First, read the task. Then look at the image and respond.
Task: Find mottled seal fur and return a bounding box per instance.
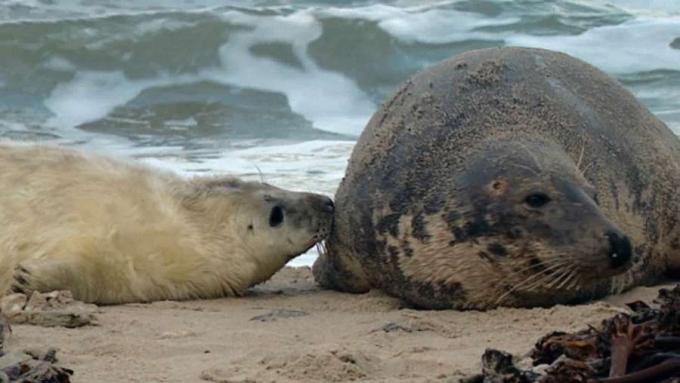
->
[0,143,334,304]
[313,47,680,310]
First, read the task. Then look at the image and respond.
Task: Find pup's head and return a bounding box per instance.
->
[187,177,334,282]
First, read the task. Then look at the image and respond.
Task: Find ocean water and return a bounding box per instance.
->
[1,0,678,266]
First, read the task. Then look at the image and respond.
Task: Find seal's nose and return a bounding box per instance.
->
[606,231,632,269]
[307,194,334,214]
[321,196,334,214]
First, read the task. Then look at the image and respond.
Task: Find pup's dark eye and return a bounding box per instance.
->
[524,193,551,208]
[269,205,285,227]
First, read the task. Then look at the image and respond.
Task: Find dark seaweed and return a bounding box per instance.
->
[462,285,680,383]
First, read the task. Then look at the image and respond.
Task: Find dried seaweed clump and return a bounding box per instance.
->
[463,285,680,383]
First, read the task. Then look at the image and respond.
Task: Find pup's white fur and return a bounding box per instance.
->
[0,144,331,304]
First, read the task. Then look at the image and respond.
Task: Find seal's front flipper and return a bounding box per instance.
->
[10,259,74,296]
[312,241,371,294]
[10,263,37,294]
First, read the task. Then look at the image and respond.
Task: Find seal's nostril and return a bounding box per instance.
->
[606,231,632,269]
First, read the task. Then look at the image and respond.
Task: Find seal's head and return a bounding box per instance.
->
[187,177,334,283]
[455,139,633,306]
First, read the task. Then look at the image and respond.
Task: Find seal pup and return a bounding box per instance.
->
[0,143,334,304]
[313,47,680,309]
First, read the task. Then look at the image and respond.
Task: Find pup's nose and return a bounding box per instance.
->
[320,196,335,213]
[307,194,334,214]
[606,231,632,269]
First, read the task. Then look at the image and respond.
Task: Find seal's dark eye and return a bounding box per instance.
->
[524,193,551,208]
[269,205,285,227]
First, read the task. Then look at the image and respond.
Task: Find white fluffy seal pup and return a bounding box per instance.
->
[0,144,333,304]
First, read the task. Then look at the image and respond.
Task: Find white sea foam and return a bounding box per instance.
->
[83,18,200,50]
[330,5,680,74]
[635,84,680,134]
[377,8,517,44]
[601,0,680,16]
[138,139,353,194]
[208,10,374,136]
[42,8,375,137]
[45,71,155,128]
[320,3,518,44]
[165,117,199,130]
[507,18,680,74]
[320,3,680,75]
[42,56,76,72]
[40,3,679,139]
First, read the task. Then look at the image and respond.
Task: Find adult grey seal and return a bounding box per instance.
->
[0,143,334,304]
[313,47,680,309]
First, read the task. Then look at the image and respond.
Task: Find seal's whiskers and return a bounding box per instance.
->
[510,257,565,276]
[495,261,570,304]
[316,241,328,258]
[556,267,578,290]
[525,267,567,292]
[576,143,586,171]
[568,270,582,290]
[522,266,570,295]
[546,266,576,289]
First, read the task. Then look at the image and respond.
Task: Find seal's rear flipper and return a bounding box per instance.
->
[312,241,371,294]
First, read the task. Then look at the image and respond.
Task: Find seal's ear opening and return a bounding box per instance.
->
[488,179,509,196]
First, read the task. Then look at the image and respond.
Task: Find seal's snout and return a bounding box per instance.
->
[299,194,334,241]
[308,194,334,214]
[321,196,335,214]
[605,231,632,269]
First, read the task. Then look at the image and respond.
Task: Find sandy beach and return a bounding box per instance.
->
[2,267,672,383]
